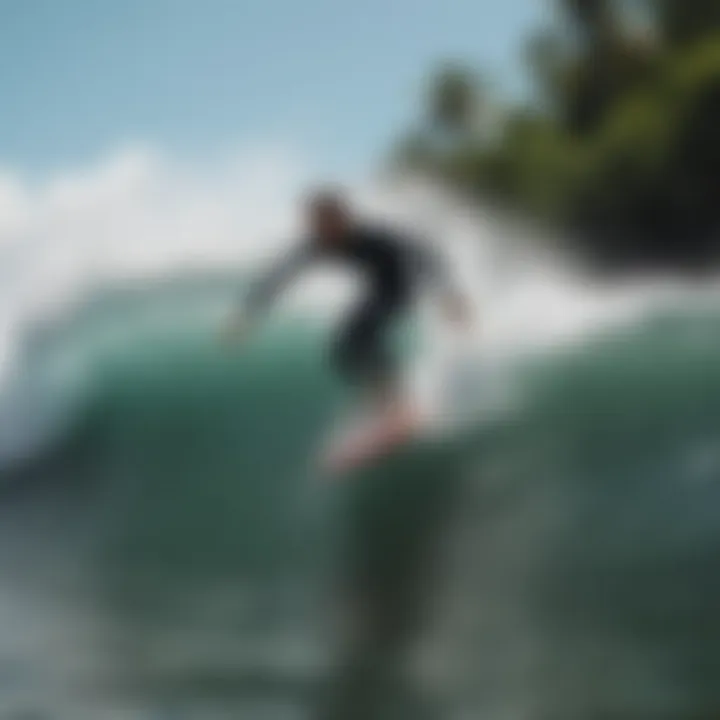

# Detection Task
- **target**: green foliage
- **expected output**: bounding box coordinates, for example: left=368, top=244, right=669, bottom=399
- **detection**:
left=654, top=0, right=720, bottom=47
left=426, top=62, right=480, bottom=135
left=393, top=2, right=720, bottom=268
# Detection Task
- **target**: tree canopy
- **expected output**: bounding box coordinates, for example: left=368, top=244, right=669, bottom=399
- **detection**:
left=393, top=0, right=720, bottom=270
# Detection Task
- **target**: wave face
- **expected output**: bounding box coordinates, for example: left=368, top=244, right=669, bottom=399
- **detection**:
left=1, top=269, right=720, bottom=718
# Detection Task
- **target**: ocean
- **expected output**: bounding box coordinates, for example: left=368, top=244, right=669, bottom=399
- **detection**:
left=0, top=265, right=719, bottom=718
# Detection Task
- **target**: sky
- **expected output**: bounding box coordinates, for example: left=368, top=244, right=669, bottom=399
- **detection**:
left=0, top=0, right=546, bottom=177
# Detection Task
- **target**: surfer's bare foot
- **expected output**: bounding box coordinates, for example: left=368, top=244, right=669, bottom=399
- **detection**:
left=321, top=405, right=416, bottom=476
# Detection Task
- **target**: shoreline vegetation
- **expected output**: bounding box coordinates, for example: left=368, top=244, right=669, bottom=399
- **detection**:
left=390, top=0, right=720, bottom=275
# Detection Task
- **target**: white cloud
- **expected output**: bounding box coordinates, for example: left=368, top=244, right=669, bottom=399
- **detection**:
left=0, top=143, right=323, bottom=373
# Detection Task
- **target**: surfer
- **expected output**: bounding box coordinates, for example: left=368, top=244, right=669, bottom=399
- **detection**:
left=224, top=188, right=471, bottom=465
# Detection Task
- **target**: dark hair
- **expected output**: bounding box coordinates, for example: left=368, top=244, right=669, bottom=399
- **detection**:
left=305, top=186, right=350, bottom=214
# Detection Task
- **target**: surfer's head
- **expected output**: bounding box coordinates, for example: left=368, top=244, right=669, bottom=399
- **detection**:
left=305, top=187, right=352, bottom=247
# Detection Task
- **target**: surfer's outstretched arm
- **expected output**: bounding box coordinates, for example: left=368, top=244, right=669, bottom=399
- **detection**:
left=223, top=244, right=315, bottom=345
left=244, top=244, right=315, bottom=318
left=412, top=238, right=472, bottom=325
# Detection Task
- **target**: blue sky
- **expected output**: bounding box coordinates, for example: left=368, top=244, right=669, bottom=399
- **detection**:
left=0, top=0, right=545, bottom=176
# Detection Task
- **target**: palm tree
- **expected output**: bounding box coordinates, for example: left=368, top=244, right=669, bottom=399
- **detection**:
left=426, top=63, right=480, bottom=136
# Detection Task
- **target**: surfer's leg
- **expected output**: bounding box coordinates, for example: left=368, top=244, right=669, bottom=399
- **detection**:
left=330, top=297, right=404, bottom=412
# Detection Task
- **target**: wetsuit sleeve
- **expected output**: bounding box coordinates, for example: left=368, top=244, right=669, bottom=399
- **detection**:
left=243, top=243, right=315, bottom=318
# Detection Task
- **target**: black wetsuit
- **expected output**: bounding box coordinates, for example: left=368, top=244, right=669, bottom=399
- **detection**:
left=245, top=224, right=450, bottom=388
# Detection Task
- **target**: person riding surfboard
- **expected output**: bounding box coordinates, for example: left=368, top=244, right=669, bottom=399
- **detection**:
left=223, top=188, right=472, bottom=470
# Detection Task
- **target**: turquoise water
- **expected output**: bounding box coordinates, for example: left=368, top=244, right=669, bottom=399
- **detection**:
left=1, top=279, right=720, bottom=718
